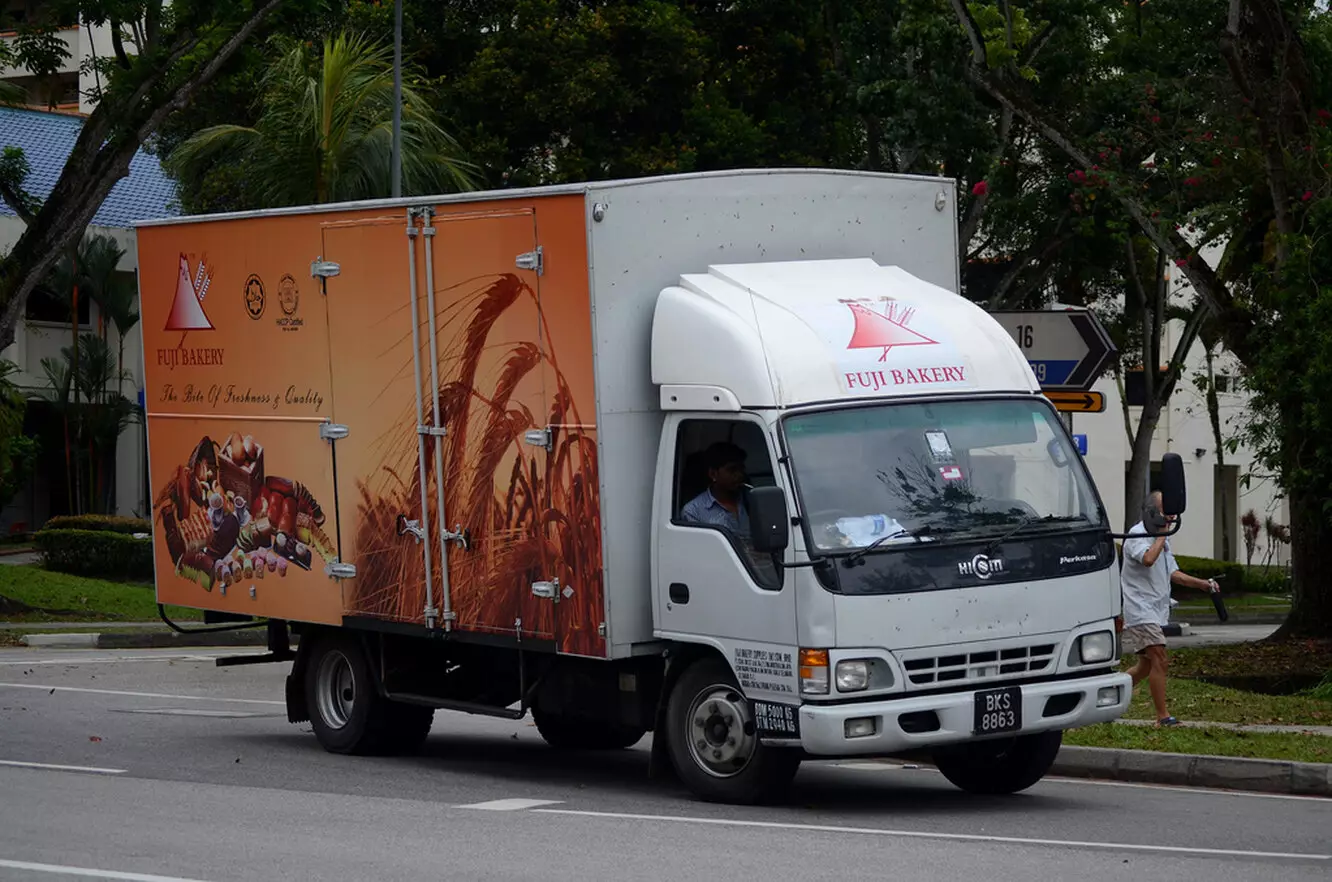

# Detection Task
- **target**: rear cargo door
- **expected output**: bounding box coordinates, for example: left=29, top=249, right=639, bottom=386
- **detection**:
left=319, top=216, right=426, bottom=624
left=425, top=209, right=553, bottom=643
left=319, top=209, right=553, bottom=644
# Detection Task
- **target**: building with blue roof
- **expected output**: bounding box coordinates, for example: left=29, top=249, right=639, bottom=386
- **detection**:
left=1, top=105, right=180, bottom=532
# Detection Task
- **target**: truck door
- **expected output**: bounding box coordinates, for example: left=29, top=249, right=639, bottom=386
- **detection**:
left=656, top=415, right=798, bottom=649
left=321, top=209, right=552, bottom=644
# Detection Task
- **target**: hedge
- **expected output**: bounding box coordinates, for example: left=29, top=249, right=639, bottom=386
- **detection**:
left=34, top=529, right=154, bottom=582
left=1173, top=554, right=1290, bottom=595
left=41, top=514, right=151, bottom=535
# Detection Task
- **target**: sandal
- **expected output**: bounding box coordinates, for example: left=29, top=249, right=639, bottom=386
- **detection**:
left=1157, top=716, right=1182, bottom=728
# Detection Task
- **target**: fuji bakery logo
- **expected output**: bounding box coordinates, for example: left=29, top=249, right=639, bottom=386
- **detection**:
left=844, top=300, right=938, bottom=362
left=158, top=254, right=225, bottom=371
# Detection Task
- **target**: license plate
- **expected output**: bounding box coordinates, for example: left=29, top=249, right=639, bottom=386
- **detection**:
left=973, top=687, right=1022, bottom=735
left=751, top=700, right=800, bottom=738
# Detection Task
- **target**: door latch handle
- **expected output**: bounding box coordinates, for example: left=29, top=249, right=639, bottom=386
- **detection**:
left=396, top=515, right=425, bottom=543
left=669, top=582, right=690, bottom=604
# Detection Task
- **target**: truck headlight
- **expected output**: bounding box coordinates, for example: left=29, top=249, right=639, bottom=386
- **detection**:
left=1079, top=631, right=1115, bottom=664
left=835, top=660, right=870, bottom=692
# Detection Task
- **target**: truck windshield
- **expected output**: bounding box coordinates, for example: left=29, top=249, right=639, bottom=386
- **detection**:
left=782, top=398, right=1104, bottom=555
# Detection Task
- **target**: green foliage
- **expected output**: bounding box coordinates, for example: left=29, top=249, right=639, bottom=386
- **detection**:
left=0, top=360, right=37, bottom=513
left=34, top=528, right=154, bottom=581
left=42, top=514, right=151, bottom=535
left=165, top=30, right=479, bottom=208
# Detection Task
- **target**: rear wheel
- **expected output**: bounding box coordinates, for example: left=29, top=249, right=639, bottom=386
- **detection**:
left=532, top=708, right=645, bottom=750
left=664, top=658, right=801, bottom=805
left=304, top=631, right=433, bottom=756
left=932, top=730, right=1063, bottom=795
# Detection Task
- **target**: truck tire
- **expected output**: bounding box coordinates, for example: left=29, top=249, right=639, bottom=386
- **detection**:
left=532, top=708, right=645, bottom=750
left=932, top=730, right=1063, bottom=795
left=664, top=657, right=801, bottom=805
left=304, top=631, right=431, bottom=756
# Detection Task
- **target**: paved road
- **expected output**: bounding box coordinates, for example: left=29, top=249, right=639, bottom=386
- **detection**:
left=0, top=647, right=1328, bottom=881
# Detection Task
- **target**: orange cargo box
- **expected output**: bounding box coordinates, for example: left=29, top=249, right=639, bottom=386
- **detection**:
left=138, top=192, right=604, bottom=656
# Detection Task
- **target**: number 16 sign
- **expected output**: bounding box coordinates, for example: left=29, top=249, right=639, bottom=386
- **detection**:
left=988, top=308, right=1118, bottom=393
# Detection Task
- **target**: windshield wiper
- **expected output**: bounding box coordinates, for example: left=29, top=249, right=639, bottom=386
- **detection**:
left=842, top=526, right=942, bottom=568
left=980, top=515, right=1087, bottom=555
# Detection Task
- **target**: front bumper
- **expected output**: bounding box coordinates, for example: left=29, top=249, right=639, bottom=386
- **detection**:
left=791, top=672, right=1131, bottom=756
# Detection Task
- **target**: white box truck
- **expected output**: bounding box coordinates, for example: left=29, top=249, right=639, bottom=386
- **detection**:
left=136, top=169, right=1184, bottom=804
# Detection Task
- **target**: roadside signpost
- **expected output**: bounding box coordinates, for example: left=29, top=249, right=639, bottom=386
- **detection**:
left=1044, top=391, right=1106, bottom=413
left=989, top=309, right=1117, bottom=443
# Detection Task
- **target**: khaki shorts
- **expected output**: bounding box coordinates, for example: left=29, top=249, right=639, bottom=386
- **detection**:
left=1121, top=623, right=1166, bottom=654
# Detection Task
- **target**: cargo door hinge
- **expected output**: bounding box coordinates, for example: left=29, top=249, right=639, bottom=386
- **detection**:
left=311, top=258, right=341, bottom=279
left=320, top=422, right=349, bottom=442
left=325, top=560, right=357, bottom=580
left=523, top=428, right=552, bottom=451
left=515, top=246, right=544, bottom=276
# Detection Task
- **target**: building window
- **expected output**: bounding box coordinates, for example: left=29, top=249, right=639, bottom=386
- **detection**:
left=25, top=285, right=91, bottom=326
left=1123, top=368, right=1174, bottom=407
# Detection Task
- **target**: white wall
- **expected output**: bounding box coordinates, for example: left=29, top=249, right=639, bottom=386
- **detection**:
left=0, top=216, right=147, bottom=525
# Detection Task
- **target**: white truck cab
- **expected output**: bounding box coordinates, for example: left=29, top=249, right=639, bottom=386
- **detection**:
left=647, top=257, right=1147, bottom=799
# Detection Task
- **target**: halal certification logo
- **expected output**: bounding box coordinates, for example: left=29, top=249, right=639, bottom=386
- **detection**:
left=278, top=274, right=299, bottom=316
left=243, top=274, right=265, bottom=320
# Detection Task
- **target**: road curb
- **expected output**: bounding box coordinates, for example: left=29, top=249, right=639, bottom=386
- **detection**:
left=1052, top=745, right=1332, bottom=797
left=21, top=629, right=275, bottom=649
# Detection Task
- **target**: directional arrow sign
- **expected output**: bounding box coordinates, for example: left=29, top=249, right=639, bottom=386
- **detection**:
left=1045, top=391, right=1106, bottom=413
left=990, top=309, right=1118, bottom=392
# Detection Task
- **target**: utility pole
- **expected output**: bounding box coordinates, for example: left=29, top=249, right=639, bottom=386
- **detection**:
left=391, top=0, right=403, bottom=198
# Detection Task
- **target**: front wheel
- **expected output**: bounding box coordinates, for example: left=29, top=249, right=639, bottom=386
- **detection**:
left=664, top=658, right=801, bottom=805
left=932, top=730, right=1063, bottom=795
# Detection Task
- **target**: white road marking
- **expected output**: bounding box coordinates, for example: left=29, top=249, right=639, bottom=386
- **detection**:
left=826, top=760, right=1332, bottom=804
left=0, top=859, right=210, bottom=881
left=457, top=799, right=564, bottom=811
left=532, top=808, right=1331, bottom=862
left=0, top=760, right=126, bottom=775
left=833, top=761, right=910, bottom=771
left=110, top=708, right=276, bottom=718
left=1043, top=775, right=1332, bottom=803
left=0, top=683, right=283, bottom=706
left=0, top=652, right=253, bottom=667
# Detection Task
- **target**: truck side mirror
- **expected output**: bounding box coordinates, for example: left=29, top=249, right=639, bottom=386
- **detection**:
left=1159, top=452, right=1187, bottom=516
left=746, top=486, right=790, bottom=554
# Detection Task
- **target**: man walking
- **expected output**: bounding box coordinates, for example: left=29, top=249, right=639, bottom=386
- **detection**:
left=1121, top=490, right=1220, bottom=727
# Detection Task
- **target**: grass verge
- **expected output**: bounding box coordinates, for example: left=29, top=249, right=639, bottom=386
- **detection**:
left=1066, top=723, right=1332, bottom=764
left=0, top=565, right=202, bottom=623
left=1119, top=674, right=1332, bottom=727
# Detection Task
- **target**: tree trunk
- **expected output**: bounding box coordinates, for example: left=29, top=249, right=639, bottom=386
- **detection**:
left=1204, top=346, right=1232, bottom=561
left=1274, top=488, right=1332, bottom=639
left=1124, top=400, right=1161, bottom=532
left=0, top=0, right=289, bottom=351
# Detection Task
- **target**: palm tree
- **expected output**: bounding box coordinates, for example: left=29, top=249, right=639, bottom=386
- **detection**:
left=165, top=32, right=478, bottom=207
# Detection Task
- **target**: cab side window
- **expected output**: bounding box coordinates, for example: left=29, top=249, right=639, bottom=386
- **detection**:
left=672, top=419, right=780, bottom=589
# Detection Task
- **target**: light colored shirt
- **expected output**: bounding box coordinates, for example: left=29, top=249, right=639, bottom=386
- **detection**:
left=1121, top=520, right=1179, bottom=627
left=681, top=488, right=750, bottom=535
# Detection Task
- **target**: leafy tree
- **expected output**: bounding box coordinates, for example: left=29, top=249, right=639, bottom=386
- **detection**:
left=0, top=361, right=39, bottom=516
left=0, top=0, right=311, bottom=353
left=950, top=0, right=1332, bottom=636
left=165, top=31, right=478, bottom=207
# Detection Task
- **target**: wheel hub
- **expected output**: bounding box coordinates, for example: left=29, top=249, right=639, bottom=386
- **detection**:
left=687, top=687, right=757, bottom=778
left=315, top=650, right=355, bottom=730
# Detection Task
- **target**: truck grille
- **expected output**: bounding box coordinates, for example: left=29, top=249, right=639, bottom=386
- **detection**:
left=901, top=643, right=1058, bottom=687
